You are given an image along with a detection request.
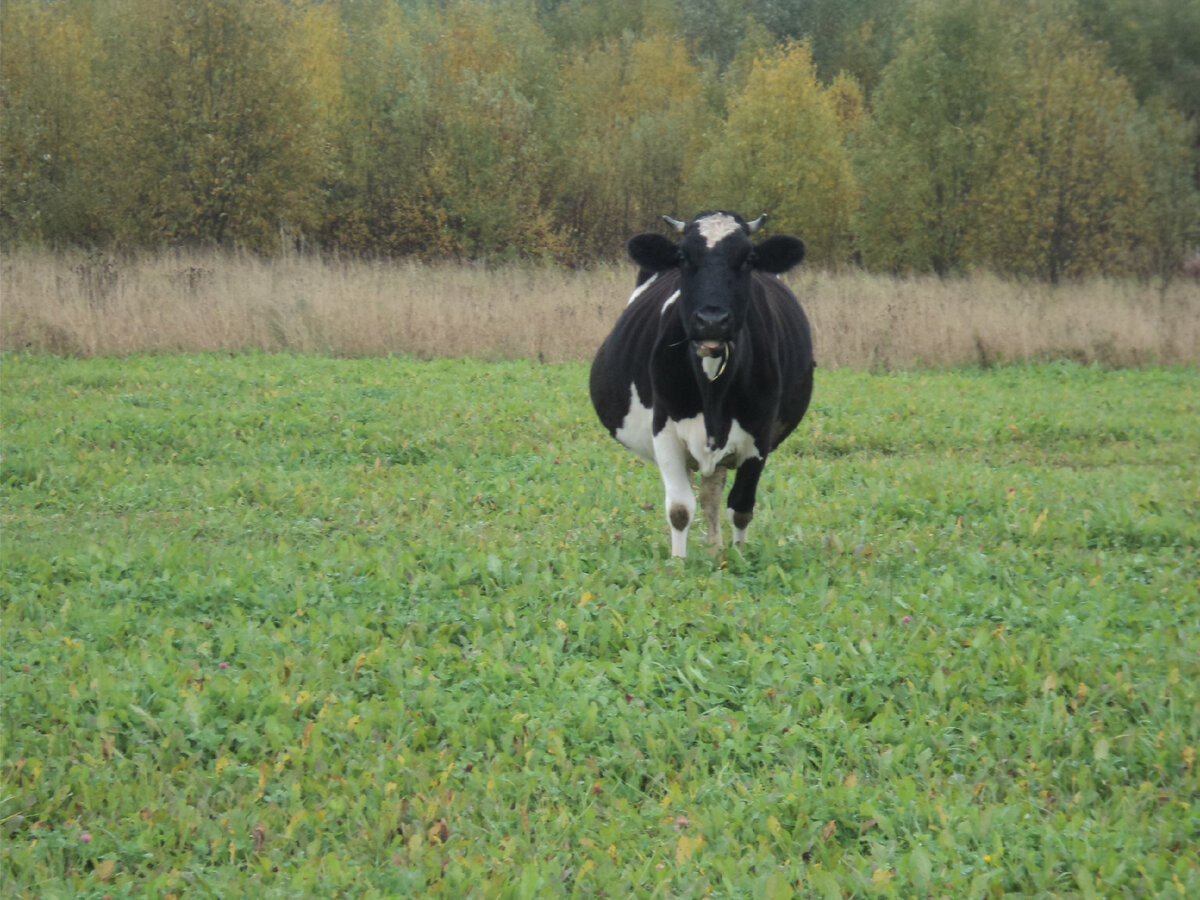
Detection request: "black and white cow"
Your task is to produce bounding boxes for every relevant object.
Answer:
[589,211,814,558]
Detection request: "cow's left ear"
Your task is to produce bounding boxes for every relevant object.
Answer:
[628,233,680,272]
[752,235,806,274]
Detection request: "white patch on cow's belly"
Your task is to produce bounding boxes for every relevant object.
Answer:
[627,273,658,306]
[670,414,760,477]
[614,386,656,462]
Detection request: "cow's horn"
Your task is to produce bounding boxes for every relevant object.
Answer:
[662,215,687,232]
[747,213,768,233]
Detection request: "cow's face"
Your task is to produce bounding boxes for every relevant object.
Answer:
[628,211,806,362]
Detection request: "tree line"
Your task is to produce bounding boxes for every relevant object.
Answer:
[2,0,1197,279]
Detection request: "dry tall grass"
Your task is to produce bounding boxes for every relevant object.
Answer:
[2,248,1196,367]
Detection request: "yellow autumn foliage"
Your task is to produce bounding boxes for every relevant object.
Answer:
[685,43,859,265]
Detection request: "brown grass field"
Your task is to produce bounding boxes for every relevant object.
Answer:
[2,248,1197,367]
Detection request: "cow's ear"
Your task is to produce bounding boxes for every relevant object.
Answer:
[628,233,680,271]
[752,235,806,274]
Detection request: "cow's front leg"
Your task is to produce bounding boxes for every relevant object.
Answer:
[653,430,695,558]
[698,468,728,554]
[726,457,765,546]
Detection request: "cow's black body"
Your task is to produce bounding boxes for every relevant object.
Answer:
[589,211,814,557]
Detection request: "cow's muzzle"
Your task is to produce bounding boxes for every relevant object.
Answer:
[691,307,732,340]
[694,339,726,358]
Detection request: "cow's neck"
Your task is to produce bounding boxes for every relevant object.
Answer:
[691,328,748,449]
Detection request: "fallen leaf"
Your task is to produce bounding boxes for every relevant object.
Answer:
[428,819,449,844]
[94,859,115,882]
[675,832,704,864]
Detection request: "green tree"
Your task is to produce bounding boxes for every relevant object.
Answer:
[553,32,712,259]
[0,1,105,245]
[316,0,559,259]
[418,1,561,258]
[98,0,318,251]
[1077,0,1200,123]
[542,0,681,51]
[1130,100,1200,281]
[685,42,858,264]
[677,0,751,69]
[971,19,1151,281]
[853,0,1014,273]
[749,0,912,95]
[310,0,437,255]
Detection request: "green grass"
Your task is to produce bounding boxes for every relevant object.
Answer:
[2,353,1197,898]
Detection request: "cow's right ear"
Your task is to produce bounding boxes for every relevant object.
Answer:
[628,233,680,272]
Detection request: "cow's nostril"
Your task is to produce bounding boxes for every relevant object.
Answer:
[694,308,731,333]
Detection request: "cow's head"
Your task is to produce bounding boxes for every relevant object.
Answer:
[627,211,806,365]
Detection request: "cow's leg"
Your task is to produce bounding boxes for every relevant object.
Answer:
[653,430,695,559]
[698,468,728,554]
[726,457,766,546]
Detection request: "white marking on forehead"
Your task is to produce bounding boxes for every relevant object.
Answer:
[661,290,680,315]
[627,273,658,306]
[696,214,743,249]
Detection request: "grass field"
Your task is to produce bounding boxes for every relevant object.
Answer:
[1,353,1198,898]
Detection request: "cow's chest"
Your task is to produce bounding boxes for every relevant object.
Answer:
[613,382,762,476]
[667,414,760,476]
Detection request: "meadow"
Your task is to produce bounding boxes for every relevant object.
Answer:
[1,352,1197,897]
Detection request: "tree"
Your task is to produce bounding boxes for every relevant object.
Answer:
[971,18,1150,281]
[685,42,858,265]
[1076,0,1200,124]
[420,1,562,259]
[1133,100,1200,281]
[0,1,105,245]
[676,0,751,69]
[98,0,319,251]
[748,0,913,95]
[853,0,1014,273]
[313,0,560,259]
[553,32,712,259]
[542,0,681,51]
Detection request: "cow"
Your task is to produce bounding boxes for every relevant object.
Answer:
[589,210,814,558]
